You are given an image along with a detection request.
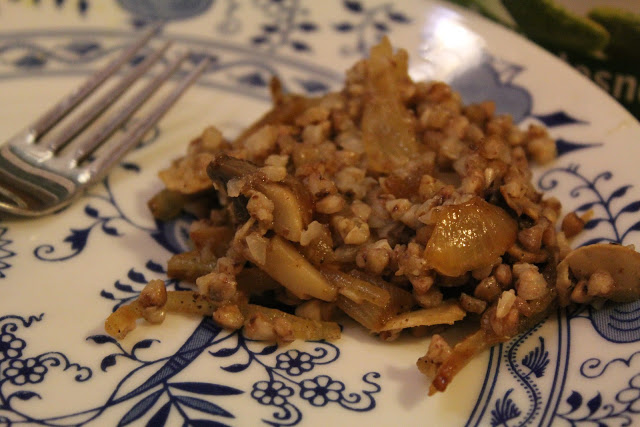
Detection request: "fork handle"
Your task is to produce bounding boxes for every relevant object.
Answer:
[0,146,76,215]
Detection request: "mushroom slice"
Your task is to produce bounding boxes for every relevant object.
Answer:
[208,154,313,242]
[248,235,338,302]
[556,243,640,306]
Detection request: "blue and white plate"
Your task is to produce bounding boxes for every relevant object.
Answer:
[2,1,640,425]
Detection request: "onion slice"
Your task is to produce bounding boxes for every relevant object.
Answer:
[424,197,517,277]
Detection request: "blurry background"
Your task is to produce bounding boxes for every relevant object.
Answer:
[445,0,640,121]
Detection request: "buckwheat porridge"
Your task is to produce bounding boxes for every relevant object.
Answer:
[105,38,640,394]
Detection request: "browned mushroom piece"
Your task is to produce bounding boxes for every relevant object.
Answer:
[207,153,313,242]
[556,243,640,306]
[248,234,338,302]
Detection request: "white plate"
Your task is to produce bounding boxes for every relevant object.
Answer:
[1,1,640,426]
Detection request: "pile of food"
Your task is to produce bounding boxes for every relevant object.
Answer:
[105,37,640,394]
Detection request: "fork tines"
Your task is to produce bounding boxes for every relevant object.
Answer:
[0,24,210,217]
[32,24,210,171]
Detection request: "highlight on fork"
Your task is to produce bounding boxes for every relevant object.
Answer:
[0,24,210,217]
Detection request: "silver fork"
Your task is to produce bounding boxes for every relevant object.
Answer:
[0,25,210,217]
